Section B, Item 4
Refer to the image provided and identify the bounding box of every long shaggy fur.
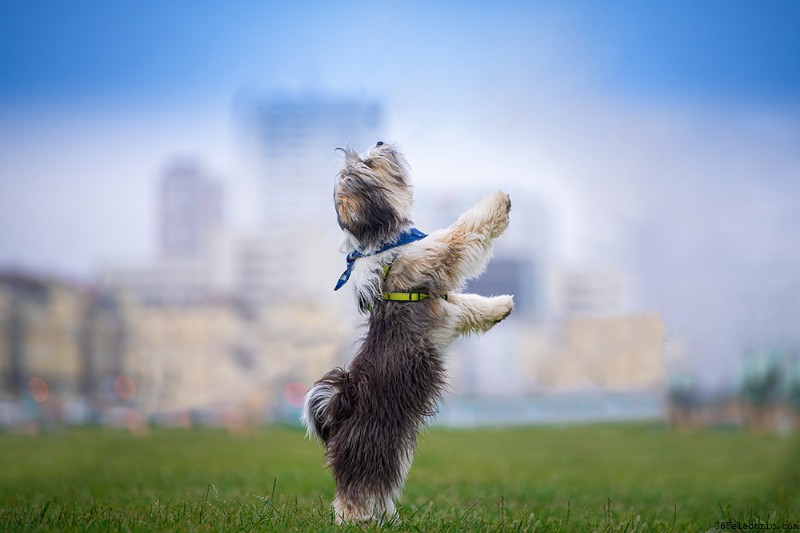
[302,142,513,523]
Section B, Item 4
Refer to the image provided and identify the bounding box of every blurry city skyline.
[1,1,800,393]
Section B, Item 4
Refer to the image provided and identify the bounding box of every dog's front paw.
[491,294,514,324]
[488,190,511,238]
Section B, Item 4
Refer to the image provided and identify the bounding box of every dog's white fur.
[343,189,514,347]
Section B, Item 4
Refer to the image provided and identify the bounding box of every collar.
[334,228,428,291]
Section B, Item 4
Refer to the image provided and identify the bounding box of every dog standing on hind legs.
[301,141,513,524]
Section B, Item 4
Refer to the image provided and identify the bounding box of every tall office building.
[159,160,223,260]
[238,93,384,303]
[246,94,382,226]
[102,160,225,306]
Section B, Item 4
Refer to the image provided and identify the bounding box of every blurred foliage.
[742,349,798,407]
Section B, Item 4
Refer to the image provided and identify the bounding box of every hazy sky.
[1,1,797,268]
[1,1,799,386]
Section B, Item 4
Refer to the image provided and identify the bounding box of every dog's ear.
[336,146,361,164]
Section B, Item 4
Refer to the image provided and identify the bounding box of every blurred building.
[439,312,667,426]
[0,274,84,400]
[247,94,382,227]
[100,260,222,306]
[160,160,223,260]
[236,93,384,303]
[549,266,624,317]
[532,313,665,391]
[0,275,149,423]
[123,301,251,415]
[0,271,348,427]
[466,256,536,315]
[80,290,132,403]
[101,159,228,306]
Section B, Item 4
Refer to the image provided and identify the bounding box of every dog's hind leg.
[330,442,412,524]
[448,293,514,335]
[333,492,373,524]
[332,489,399,525]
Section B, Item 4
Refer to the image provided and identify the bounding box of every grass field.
[1,423,798,531]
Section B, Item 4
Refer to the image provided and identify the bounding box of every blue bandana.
[334,228,428,291]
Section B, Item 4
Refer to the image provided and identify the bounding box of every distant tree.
[667,377,698,428]
[785,356,800,413]
[741,352,782,429]
[788,381,800,409]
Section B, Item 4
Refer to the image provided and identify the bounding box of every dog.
[301,141,513,523]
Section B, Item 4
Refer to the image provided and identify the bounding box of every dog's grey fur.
[302,142,513,523]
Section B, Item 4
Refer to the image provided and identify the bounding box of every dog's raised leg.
[441,190,511,282]
[448,293,514,335]
[455,190,511,239]
[390,191,511,291]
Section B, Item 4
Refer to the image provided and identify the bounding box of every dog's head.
[334,142,414,250]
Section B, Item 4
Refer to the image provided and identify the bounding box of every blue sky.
[1,1,799,107]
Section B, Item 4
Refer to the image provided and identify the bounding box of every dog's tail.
[301,367,355,444]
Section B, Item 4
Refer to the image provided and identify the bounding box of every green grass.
[0,423,798,531]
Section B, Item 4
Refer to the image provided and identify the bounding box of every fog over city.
[1,0,799,406]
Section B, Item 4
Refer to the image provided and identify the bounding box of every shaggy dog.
[302,142,513,523]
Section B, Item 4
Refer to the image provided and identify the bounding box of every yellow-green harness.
[379,263,446,302]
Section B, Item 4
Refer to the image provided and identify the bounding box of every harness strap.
[379,262,447,303]
[383,291,430,302]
